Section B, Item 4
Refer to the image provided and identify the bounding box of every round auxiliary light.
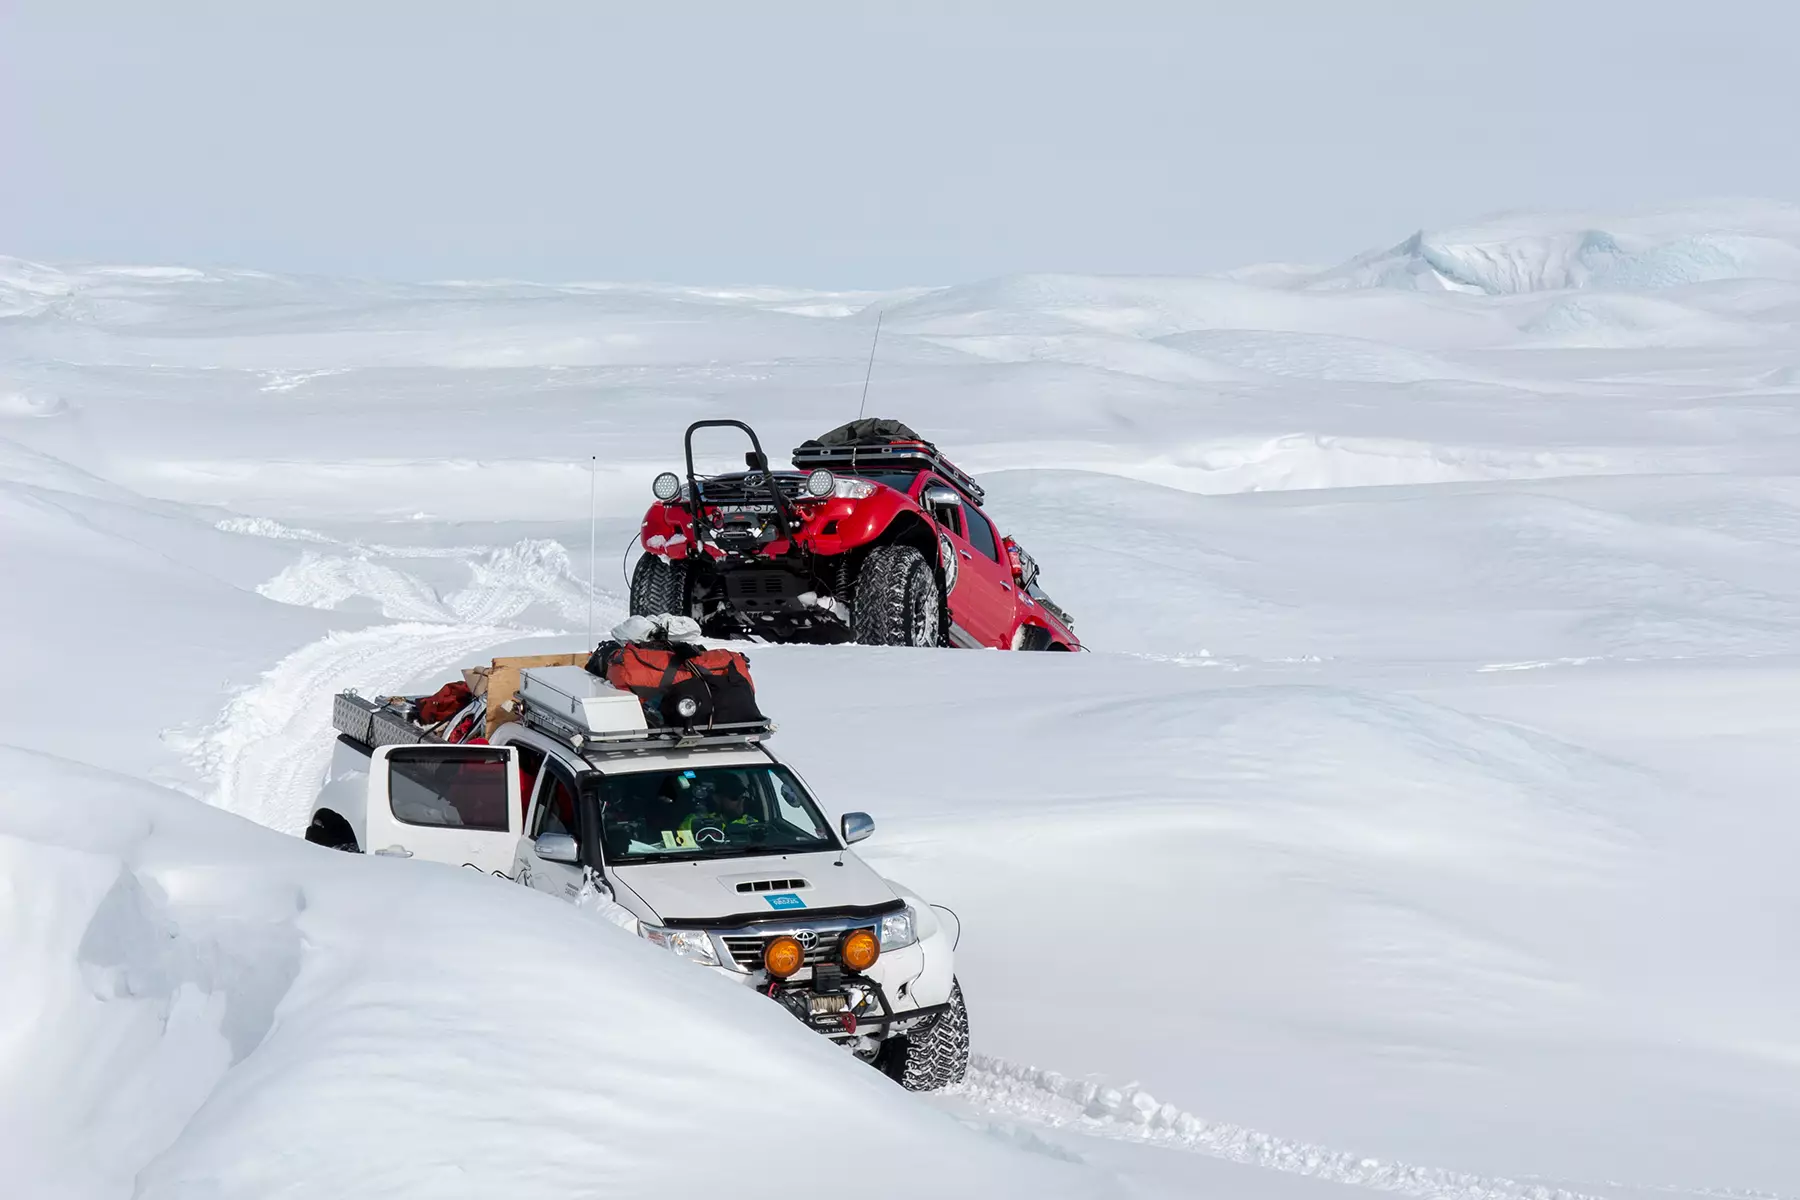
[674,696,700,719]
[764,936,806,979]
[652,472,682,502]
[805,468,836,498]
[841,928,881,973]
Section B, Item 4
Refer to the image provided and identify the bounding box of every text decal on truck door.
[765,892,807,910]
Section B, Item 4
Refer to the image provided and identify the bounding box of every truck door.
[514,760,589,902]
[918,476,1007,647]
[946,498,1017,646]
[364,744,522,875]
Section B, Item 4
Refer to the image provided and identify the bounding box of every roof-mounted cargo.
[513,664,775,754]
[791,419,985,504]
[330,662,776,757]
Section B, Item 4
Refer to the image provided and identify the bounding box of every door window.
[533,768,579,839]
[388,748,512,831]
[514,744,546,825]
[922,478,963,536]
[961,502,1000,561]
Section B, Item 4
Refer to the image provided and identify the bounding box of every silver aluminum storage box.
[518,665,648,734]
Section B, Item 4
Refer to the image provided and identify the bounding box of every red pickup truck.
[630,419,1078,651]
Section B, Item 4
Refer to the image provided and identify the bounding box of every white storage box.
[518,665,648,734]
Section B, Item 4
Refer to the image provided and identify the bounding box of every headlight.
[879,907,918,950]
[642,924,719,967]
[805,468,836,498]
[833,477,878,500]
[652,472,682,502]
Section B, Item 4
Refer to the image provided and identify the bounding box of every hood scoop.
[729,876,812,894]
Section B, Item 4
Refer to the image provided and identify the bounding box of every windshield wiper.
[625,843,823,864]
[703,844,822,859]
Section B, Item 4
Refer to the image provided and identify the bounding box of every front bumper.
[681,915,947,1042]
[770,973,951,1043]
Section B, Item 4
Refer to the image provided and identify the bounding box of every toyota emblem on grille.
[794,930,818,951]
[745,472,766,488]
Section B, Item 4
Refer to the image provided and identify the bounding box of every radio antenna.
[587,455,597,648]
[855,310,883,422]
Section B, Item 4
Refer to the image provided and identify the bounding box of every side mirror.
[535,832,580,864]
[921,485,959,510]
[840,812,875,845]
[744,451,770,470]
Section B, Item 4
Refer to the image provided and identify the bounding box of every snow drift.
[0,747,1097,1200]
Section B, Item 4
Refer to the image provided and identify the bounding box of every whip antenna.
[855,310,883,421]
[587,455,597,648]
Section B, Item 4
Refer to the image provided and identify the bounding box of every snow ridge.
[1310,203,1800,295]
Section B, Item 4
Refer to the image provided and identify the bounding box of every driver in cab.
[678,775,761,845]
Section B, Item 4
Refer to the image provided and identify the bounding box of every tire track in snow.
[952,1055,1608,1200]
[184,529,620,834]
[445,538,604,626]
[176,622,543,835]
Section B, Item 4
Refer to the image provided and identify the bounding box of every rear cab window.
[388,747,512,831]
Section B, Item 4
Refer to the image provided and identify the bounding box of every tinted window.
[922,477,962,536]
[388,748,510,831]
[845,471,922,491]
[962,502,999,561]
[533,769,578,839]
[514,744,546,825]
[597,765,835,862]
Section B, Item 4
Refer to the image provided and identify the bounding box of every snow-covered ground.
[4,200,1799,1197]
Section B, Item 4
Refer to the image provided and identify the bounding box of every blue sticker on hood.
[765,893,806,910]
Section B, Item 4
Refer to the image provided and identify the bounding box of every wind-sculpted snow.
[1311,202,1800,295]
[0,749,1101,1200]
[5,205,1800,1198]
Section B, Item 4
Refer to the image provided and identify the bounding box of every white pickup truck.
[308,658,970,1091]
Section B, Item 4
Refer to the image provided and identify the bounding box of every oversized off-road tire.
[883,980,970,1092]
[629,553,690,618]
[1016,624,1054,651]
[852,545,942,647]
[305,812,359,853]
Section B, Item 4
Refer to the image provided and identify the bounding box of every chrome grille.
[722,926,875,973]
[697,474,807,505]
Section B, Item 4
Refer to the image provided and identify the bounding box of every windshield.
[843,470,922,493]
[596,764,838,863]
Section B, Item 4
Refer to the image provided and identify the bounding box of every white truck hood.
[614,850,897,924]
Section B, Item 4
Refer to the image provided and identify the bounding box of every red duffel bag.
[586,641,764,727]
[418,680,473,724]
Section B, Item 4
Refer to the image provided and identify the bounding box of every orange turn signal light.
[764,936,805,978]
[841,928,880,973]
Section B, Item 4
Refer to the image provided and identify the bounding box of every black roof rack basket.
[790,438,985,505]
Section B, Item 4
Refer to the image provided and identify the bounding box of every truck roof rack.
[334,687,777,755]
[334,665,778,757]
[518,697,775,756]
[791,439,986,505]
[512,663,775,753]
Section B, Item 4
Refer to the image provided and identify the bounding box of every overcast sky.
[5,2,1797,287]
